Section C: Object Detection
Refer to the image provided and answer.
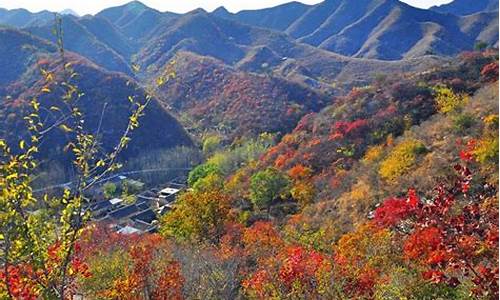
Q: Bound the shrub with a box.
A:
[434,86,468,114]
[379,139,426,181]
[250,168,291,210]
[473,136,499,164]
[187,163,220,187]
[452,113,475,133]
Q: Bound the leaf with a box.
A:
[132,64,141,73]
[59,124,73,133]
[157,76,165,87]
[19,140,25,150]
[41,87,51,93]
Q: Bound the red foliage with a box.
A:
[458,139,477,162]
[480,61,499,82]
[375,165,498,297]
[331,119,369,140]
[374,189,419,227]
[0,265,38,300]
[278,246,329,288]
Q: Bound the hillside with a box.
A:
[0,27,56,86]
[153,52,330,138]
[431,0,499,15]
[96,1,179,41]
[220,50,498,232]
[0,33,193,176]
[214,0,499,60]
[25,15,133,74]
[136,8,445,90]
[0,7,52,27]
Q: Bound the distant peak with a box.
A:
[212,6,230,15]
[59,8,79,16]
[124,1,148,10]
[187,8,208,15]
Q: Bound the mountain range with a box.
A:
[214,0,498,59]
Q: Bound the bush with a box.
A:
[473,136,499,164]
[452,113,475,133]
[379,139,427,181]
[187,163,220,187]
[434,86,468,114]
[250,168,290,210]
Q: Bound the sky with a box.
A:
[0,0,454,15]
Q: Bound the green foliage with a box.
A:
[187,163,221,187]
[474,41,488,51]
[103,182,117,199]
[192,173,225,193]
[202,135,222,156]
[452,113,475,133]
[379,139,427,181]
[206,135,273,176]
[249,168,291,210]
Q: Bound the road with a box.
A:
[33,167,192,193]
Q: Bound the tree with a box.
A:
[434,86,469,114]
[102,182,117,199]
[202,135,221,156]
[160,189,232,242]
[249,168,290,210]
[0,17,149,298]
[78,227,184,299]
[374,164,499,298]
[187,163,220,187]
[474,41,488,51]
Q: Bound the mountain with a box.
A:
[25,15,133,74]
[96,1,179,41]
[0,8,52,27]
[431,0,499,15]
[0,27,56,86]
[152,51,330,138]
[136,8,445,90]
[212,2,311,31]
[0,28,192,171]
[1,1,496,67]
[60,9,79,16]
[213,0,499,60]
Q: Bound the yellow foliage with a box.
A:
[434,86,469,113]
[349,180,372,202]
[335,223,396,273]
[362,144,385,164]
[290,181,316,208]
[484,114,499,128]
[473,136,499,164]
[379,139,426,182]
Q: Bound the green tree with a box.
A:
[202,135,222,156]
[103,182,117,199]
[474,41,488,51]
[249,168,290,210]
[187,163,220,187]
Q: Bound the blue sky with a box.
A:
[0,0,454,15]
